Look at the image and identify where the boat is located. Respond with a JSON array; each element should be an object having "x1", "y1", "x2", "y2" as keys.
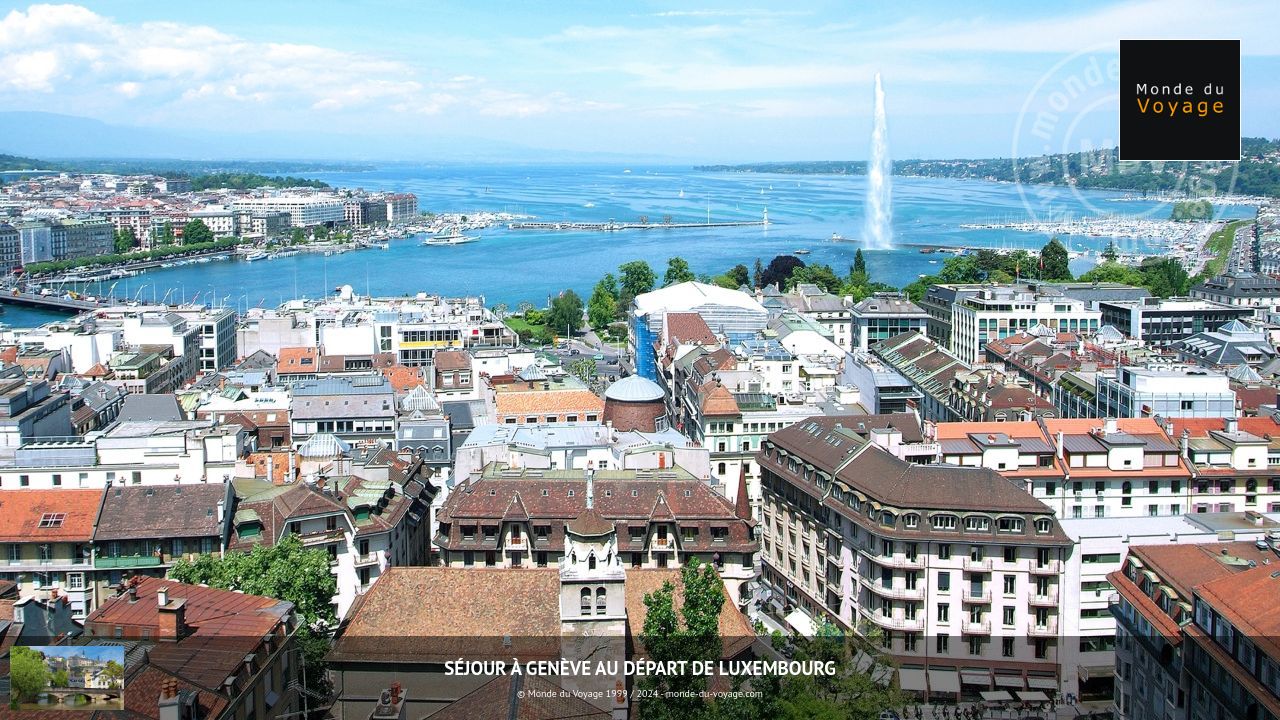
[
  {"x1": 920, "y1": 248, "x2": 937, "y2": 254},
  {"x1": 794, "y1": 249, "x2": 811, "y2": 255},
  {"x1": 583, "y1": 202, "x2": 596, "y2": 208},
  {"x1": 424, "y1": 229, "x2": 479, "y2": 246},
  {"x1": 243, "y1": 251, "x2": 268, "y2": 262},
  {"x1": 831, "y1": 233, "x2": 846, "y2": 241}
]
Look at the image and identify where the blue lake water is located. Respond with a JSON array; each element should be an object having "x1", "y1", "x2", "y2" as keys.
[{"x1": 5, "y1": 165, "x2": 1255, "y2": 327}]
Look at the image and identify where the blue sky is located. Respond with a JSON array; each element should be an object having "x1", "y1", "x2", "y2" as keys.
[
  {"x1": 0, "y1": 1, "x2": 1277, "y2": 161},
  {"x1": 29, "y1": 645, "x2": 123, "y2": 663}
]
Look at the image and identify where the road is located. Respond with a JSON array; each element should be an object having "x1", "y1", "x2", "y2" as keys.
[{"x1": 545, "y1": 335, "x2": 626, "y2": 382}]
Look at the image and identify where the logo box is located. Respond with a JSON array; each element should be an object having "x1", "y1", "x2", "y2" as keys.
[{"x1": 1119, "y1": 39, "x2": 1240, "y2": 161}]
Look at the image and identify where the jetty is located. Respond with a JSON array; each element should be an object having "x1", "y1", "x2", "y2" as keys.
[
  {"x1": 508, "y1": 211, "x2": 770, "y2": 233},
  {"x1": 0, "y1": 289, "x2": 105, "y2": 312}
]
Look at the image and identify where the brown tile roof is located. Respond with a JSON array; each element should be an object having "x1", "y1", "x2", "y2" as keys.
[
  {"x1": 433, "y1": 349, "x2": 472, "y2": 371},
  {"x1": 94, "y1": 484, "x2": 226, "y2": 542},
  {"x1": 276, "y1": 346, "x2": 317, "y2": 374},
  {"x1": 0, "y1": 489, "x2": 102, "y2": 542},
  {"x1": 665, "y1": 312, "x2": 718, "y2": 346},
  {"x1": 567, "y1": 507, "x2": 614, "y2": 536},
  {"x1": 1195, "y1": 564, "x2": 1280, "y2": 660},
  {"x1": 124, "y1": 663, "x2": 230, "y2": 720},
  {"x1": 245, "y1": 451, "x2": 296, "y2": 485},
  {"x1": 329, "y1": 567, "x2": 563, "y2": 663},
  {"x1": 1169, "y1": 416, "x2": 1280, "y2": 438},
  {"x1": 698, "y1": 381, "x2": 739, "y2": 416},
  {"x1": 83, "y1": 362, "x2": 113, "y2": 378},
  {"x1": 380, "y1": 364, "x2": 425, "y2": 393},
  {"x1": 495, "y1": 390, "x2": 604, "y2": 418},
  {"x1": 1128, "y1": 542, "x2": 1269, "y2": 600}
]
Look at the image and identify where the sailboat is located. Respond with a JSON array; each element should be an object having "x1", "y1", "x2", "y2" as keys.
[{"x1": 679, "y1": 189, "x2": 685, "y2": 198}]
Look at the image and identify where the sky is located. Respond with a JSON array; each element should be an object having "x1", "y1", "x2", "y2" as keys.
[{"x1": 0, "y1": 1, "x2": 1278, "y2": 162}]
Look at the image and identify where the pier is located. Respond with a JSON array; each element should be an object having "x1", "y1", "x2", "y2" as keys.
[{"x1": 508, "y1": 213, "x2": 769, "y2": 233}]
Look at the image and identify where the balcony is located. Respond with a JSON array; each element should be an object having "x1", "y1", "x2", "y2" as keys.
[
  {"x1": 1029, "y1": 593, "x2": 1059, "y2": 607},
  {"x1": 353, "y1": 552, "x2": 381, "y2": 567},
  {"x1": 299, "y1": 529, "x2": 346, "y2": 547},
  {"x1": 868, "y1": 613, "x2": 924, "y2": 631},
  {"x1": 6, "y1": 558, "x2": 93, "y2": 570},
  {"x1": 961, "y1": 619, "x2": 992, "y2": 634},
  {"x1": 95, "y1": 555, "x2": 164, "y2": 569},
  {"x1": 651, "y1": 537, "x2": 675, "y2": 552},
  {"x1": 861, "y1": 548, "x2": 924, "y2": 569},
  {"x1": 962, "y1": 557, "x2": 993, "y2": 571},
  {"x1": 864, "y1": 579, "x2": 925, "y2": 601},
  {"x1": 1029, "y1": 560, "x2": 1062, "y2": 575},
  {"x1": 506, "y1": 536, "x2": 526, "y2": 550},
  {"x1": 963, "y1": 588, "x2": 992, "y2": 603},
  {"x1": 1028, "y1": 618, "x2": 1059, "y2": 636}
]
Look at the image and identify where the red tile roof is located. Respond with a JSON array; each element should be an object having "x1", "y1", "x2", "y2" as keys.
[
  {"x1": 1169, "y1": 416, "x2": 1280, "y2": 438},
  {"x1": 665, "y1": 312, "x2": 718, "y2": 346},
  {"x1": 276, "y1": 347, "x2": 317, "y2": 374},
  {"x1": 433, "y1": 349, "x2": 472, "y2": 371},
  {"x1": 0, "y1": 489, "x2": 102, "y2": 542},
  {"x1": 380, "y1": 365, "x2": 424, "y2": 394}
]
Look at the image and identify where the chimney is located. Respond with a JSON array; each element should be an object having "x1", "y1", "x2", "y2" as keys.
[
  {"x1": 585, "y1": 463, "x2": 595, "y2": 509},
  {"x1": 1225, "y1": 417, "x2": 1239, "y2": 434},
  {"x1": 1103, "y1": 417, "x2": 1118, "y2": 435},
  {"x1": 157, "y1": 586, "x2": 168, "y2": 607},
  {"x1": 216, "y1": 498, "x2": 225, "y2": 524},
  {"x1": 128, "y1": 586, "x2": 138, "y2": 603},
  {"x1": 1180, "y1": 429, "x2": 1190, "y2": 459},
  {"x1": 370, "y1": 683, "x2": 408, "y2": 720},
  {"x1": 158, "y1": 679, "x2": 183, "y2": 720},
  {"x1": 158, "y1": 593, "x2": 187, "y2": 642},
  {"x1": 1055, "y1": 430, "x2": 1064, "y2": 460}
]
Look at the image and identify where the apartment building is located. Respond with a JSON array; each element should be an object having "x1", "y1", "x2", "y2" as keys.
[
  {"x1": 759, "y1": 416, "x2": 1073, "y2": 699},
  {"x1": 950, "y1": 285, "x2": 1101, "y2": 364},
  {"x1": 289, "y1": 376, "x2": 397, "y2": 446},
  {"x1": 773, "y1": 283, "x2": 855, "y2": 351},
  {"x1": 0, "y1": 364, "x2": 74, "y2": 462},
  {"x1": 1099, "y1": 297, "x2": 1252, "y2": 346},
  {"x1": 1169, "y1": 416, "x2": 1280, "y2": 514},
  {"x1": 82, "y1": 577, "x2": 301, "y2": 720},
  {"x1": 384, "y1": 193, "x2": 419, "y2": 223},
  {"x1": 0, "y1": 488, "x2": 100, "y2": 617},
  {"x1": 0, "y1": 222, "x2": 21, "y2": 272},
  {"x1": 433, "y1": 464, "x2": 759, "y2": 606},
  {"x1": 1092, "y1": 366, "x2": 1238, "y2": 419},
  {"x1": 872, "y1": 331, "x2": 970, "y2": 422},
  {"x1": 230, "y1": 195, "x2": 345, "y2": 227},
  {"x1": 1191, "y1": 270, "x2": 1280, "y2": 317},
  {"x1": 851, "y1": 293, "x2": 929, "y2": 352},
  {"x1": 1109, "y1": 541, "x2": 1280, "y2": 720}
]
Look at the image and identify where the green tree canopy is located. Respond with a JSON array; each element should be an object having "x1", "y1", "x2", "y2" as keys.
[
  {"x1": 1140, "y1": 257, "x2": 1191, "y2": 297},
  {"x1": 853, "y1": 249, "x2": 867, "y2": 276},
  {"x1": 759, "y1": 255, "x2": 806, "y2": 290},
  {"x1": 51, "y1": 669, "x2": 69, "y2": 688},
  {"x1": 102, "y1": 660, "x2": 124, "y2": 689},
  {"x1": 637, "y1": 559, "x2": 724, "y2": 720},
  {"x1": 182, "y1": 218, "x2": 214, "y2": 246},
  {"x1": 1039, "y1": 238, "x2": 1072, "y2": 281},
  {"x1": 1102, "y1": 240, "x2": 1119, "y2": 262},
  {"x1": 158, "y1": 221, "x2": 176, "y2": 246},
  {"x1": 588, "y1": 275, "x2": 619, "y2": 329},
  {"x1": 664, "y1": 257, "x2": 696, "y2": 286},
  {"x1": 789, "y1": 262, "x2": 842, "y2": 293},
  {"x1": 545, "y1": 289, "x2": 585, "y2": 336},
  {"x1": 9, "y1": 646, "x2": 48, "y2": 706},
  {"x1": 113, "y1": 227, "x2": 137, "y2": 254},
  {"x1": 619, "y1": 260, "x2": 656, "y2": 299},
  {"x1": 726, "y1": 263, "x2": 750, "y2": 288}
]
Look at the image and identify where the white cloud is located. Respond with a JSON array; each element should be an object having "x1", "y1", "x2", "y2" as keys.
[
  {"x1": 0, "y1": 50, "x2": 60, "y2": 91},
  {"x1": 115, "y1": 81, "x2": 140, "y2": 98}
]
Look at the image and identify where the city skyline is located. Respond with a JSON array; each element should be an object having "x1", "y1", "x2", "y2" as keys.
[{"x1": 0, "y1": 1, "x2": 1278, "y2": 161}]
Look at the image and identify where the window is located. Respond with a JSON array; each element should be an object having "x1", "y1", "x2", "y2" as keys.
[
  {"x1": 485, "y1": 551, "x2": 496, "y2": 567},
  {"x1": 1002, "y1": 575, "x2": 1016, "y2": 595},
  {"x1": 1003, "y1": 546, "x2": 1017, "y2": 563},
  {"x1": 19, "y1": 474, "x2": 29, "y2": 487},
  {"x1": 1035, "y1": 518, "x2": 1052, "y2": 534},
  {"x1": 938, "y1": 544, "x2": 951, "y2": 560},
  {"x1": 580, "y1": 588, "x2": 592, "y2": 616},
  {"x1": 996, "y1": 517, "x2": 1024, "y2": 533},
  {"x1": 937, "y1": 572, "x2": 950, "y2": 592},
  {"x1": 38, "y1": 513, "x2": 65, "y2": 529},
  {"x1": 1002, "y1": 637, "x2": 1015, "y2": 657},
  {"x1": 596, "y1": 588, "x2": 608, "y2": 615},
  {"x1": 937, "y1": 603, "x2": 950, "y2": 622},
  {"x1": 51, "y1": 474, "x2": 61, "y2": 487},
  {"x1": 1003, "y1": 607, "x2": 1015, "y2": 626}
]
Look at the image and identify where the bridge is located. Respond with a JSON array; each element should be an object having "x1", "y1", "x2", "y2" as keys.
[
  {"x1": 36, "y1": 687, "x2": 122, "y2": 705},
  {"x1": 0, "y1": 289, "x2": 104, "y2": 313}
]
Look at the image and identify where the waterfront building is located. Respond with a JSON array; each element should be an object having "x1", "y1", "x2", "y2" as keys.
[
  {"x1": 850, "y1": 293, "x2": 929, "y2": 352},
  {"x1": 230, "y1": 195, "x2": 345, "y2": 227},
  {"x1": 15, "y1": 216, "x2": 114, "y2": 264},
  {"x1": 758, "y1": 415, "x2": 1073, "y2": 698},
  {"x1": 1191, "y1": 270, "x2": 1280, "y2": 318},
  {"x1": 1094, "y1": 365, "x2": 1238, "y2": 419},
  {"x1": 82, "y1": 576, "x2": 301, "y2": 720},
  {"x1": 1174, "y1": 319, "x2": 1278, "y2": 372},
  {"x1": 950, "y1": 285, "x2": 1101, "y2": 364},
  {"x1": 0, "y1": 222, "x2": 21, "y2": 272},
  {"x1": 1098, "y1": 297, "x2": 1252, "y2": 346},
  {"x1": 384, "y1": 193, "x2": 418, "y2": 223},
  {"x1": 1108, "y1": 540, "x2": 1280, "y2": 720},
  {"x1": 432, "y1": 463, "x2": 758, "y2": 605},
  {"x1": 187, "y1": 206, "x2": 240, "y2": 238}
]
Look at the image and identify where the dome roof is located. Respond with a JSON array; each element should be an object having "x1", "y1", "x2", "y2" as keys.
[
  {"x1": 298, "y1": 433, "x2": 351, "y2": 459},
  {"x1": 604, "y1": 375, "x2": 664, "y2": 403}
]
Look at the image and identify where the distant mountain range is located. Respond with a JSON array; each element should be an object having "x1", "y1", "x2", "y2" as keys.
[
  {"x1": 696, "y1": 138, "x2": 1280, "y2": 197},
  {"x1": 0, "y1": 111, "x2": 676, "y2": 166}
]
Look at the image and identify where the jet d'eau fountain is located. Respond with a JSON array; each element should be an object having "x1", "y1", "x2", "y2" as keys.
[{"x1": 863, "y1": 73, "x2": 893, "y2": 250}]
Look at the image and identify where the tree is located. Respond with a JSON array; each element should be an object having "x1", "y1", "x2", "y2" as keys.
[
  {"x1": 758, "y1": 255, "x2": 806, "y2": 290},
  {"x1": 113, "y1": 228, "x2": 137, "y2": 254},
  {"x1": 290, "y1": 227, "x2": 307, "y2": 245},
  {"x1": 1140, "y1": 257, "x2": 1191, "y2": 297},
  {"x1": 51, "y1": 669, "x2": 69, "y2": 688},
  {"x1": 765, "y1": 623, "x2": 908, "y2": 719},
  {"x1": 619, "y1": 260, "x2": 656, "y2": 298},
  {"x1": 1102, "y1": 240, "x2": 1119, "y2": 262},
  {"x1": 314, "y1": 225, "x2": 330, "y2": 241},
  {"x1": 663, "y1": 256, "x2": 696, "y2": 286},
  {"x1": 158, "y1": 222, "x2": 176, "y2": 247},
  {"x1": 516, "y1": 301, "x2": 535, "y2": 317},
  {"x1": 588, "y1": 276, "x2": 619, "y2": 329},
  {"x1": 9, "y1": 646, "x2": 48, "y2": 706},
  {"x1": 169, "y1": 534, "x2": 337, "y2": 702},
  {"x1": 853, "y1": 249, "x2": 867, "y2": 276},
  {"x1": 726, "y1": 264, "x2": 750, "y2": 288},
  {"x1": 789, "y1": 263, "x2": 842, "y2": 293},
  {"x1": 1039, "y1": 238, "x2": 1072, "y2": 281},
  {"x1": 567, "y1": 357, "x2": 597, "y2": 385},
  {"x1": 545, "y1": 289, "x2": 585, "y2": 336},
  {"x1": 1078, "y1": 261, "x2": 1143, "y2": 285},
  {"x1": 751, "y1": 258, "x2": 764, "y2": 288},
  {"x1": 102, "y1": 660, "x2": 124, "y2": 689},
  {"x1": 492, "y1": 302, "x2": 509, "y2": 319},
  {"x1": 182, "y1": 219, "x2": 214, "y2": 246},
  {"x1": 637, "y1": 558, "x2": 724, "y2": 720}
]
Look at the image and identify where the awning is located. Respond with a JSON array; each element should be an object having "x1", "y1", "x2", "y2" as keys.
[
  {"x1": 994, "y1": 674, "x2": 1023, "y2": 688},
  {"x1": 785, "y1": 609, "x2": 816, "y2": 638},
  {"x1": 1017, "y1": 691, "x2": 1050, "y2": 702},
  {"x1": 960, "y1": 670, "x2": 990, "y2": 685},
  {"x1": 898, "y1": 667, "x2": 928, "y2": 692},
  {"x1": 1026, "y1": 677, "x2": 1059, "y2": 690},
  {"x1": 980, "y1": 690, "x2": 1013, "y2": 702},
  {"x1": 928, "y1": 668, "x2": 961, "y2": 694}
]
